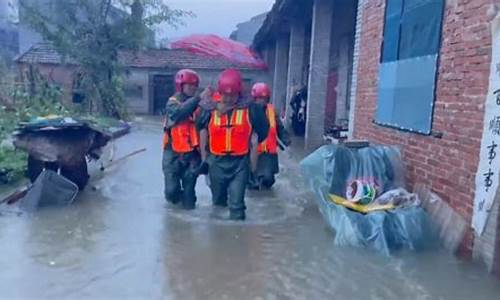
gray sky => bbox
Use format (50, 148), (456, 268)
(160, 0), (275, 41)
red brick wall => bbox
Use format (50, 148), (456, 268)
(353, 0), (494, 256)
(19, 63), (76, 106)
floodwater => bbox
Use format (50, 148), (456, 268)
(0, 120), (499, 300)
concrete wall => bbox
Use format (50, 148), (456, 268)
(302, 29), (312, 88)
(127, 68), (270, 114)
(273, 35), (290, 116)
(326, 0), (357, 130)
(328, 2), (357, 68)
(124, 68), (150, 114)
(265, 42), (276, 88)
(18, 61), (270, 115)
(353, 0), (494, 261)
(285, 20), (308, 127)
(305, 0), (335, 149)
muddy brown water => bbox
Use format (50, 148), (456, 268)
(0, 121), (499, 299)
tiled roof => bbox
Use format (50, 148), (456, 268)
(16, 43), (262, 70)
(15, 43), (72, 65)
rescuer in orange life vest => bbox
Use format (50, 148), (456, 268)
(248, 83), (291, 190)
(196, 69), (269, 220)
(162, 69), (210, 209)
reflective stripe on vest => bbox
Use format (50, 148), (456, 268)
(258, 104), (278, 154)
(209, 108), (252, 156)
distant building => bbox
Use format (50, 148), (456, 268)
(230, 13), (267, 46)
(16, 43), (269, 115)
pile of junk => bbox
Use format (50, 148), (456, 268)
(2, 115), (132, 211)
(300, 141), (466, 256)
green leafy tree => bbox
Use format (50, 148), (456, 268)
(20, 0), (191, 119)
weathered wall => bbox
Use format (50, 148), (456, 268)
(325, 0), (357, 131)
(23, 64), (269, 115)
(124, 68), (150, 114)
(19, 63), (76, 106)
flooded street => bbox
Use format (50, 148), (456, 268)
(1, 121), (499, 300)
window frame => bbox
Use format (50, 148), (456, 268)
(374, 0), (446, 135)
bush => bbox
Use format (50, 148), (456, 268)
(0, 70), (70, 184)
(0, 148), (27, 184)
(0, 106), (18, 141)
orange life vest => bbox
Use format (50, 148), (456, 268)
(208, 108), (252, 156)
(258, 104), (278, 154)
(162, 97), (200, 153)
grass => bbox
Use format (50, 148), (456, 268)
(0, 148), (27, 184)
(0, 107), (28, 184)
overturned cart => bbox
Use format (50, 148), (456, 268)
(13, 116), (112, 190)
(300, 143), (436, 256)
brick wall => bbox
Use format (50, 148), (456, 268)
(353, 0), (494, 256)
(18, 63), (76, 106)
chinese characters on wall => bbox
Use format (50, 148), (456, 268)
(473, 18), (500, 235)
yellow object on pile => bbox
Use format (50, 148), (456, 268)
(34, 114), (60, 121)
(328, 194), (395, 213)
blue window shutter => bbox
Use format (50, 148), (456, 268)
(376, 0), (444, 134)
(381, 0), (404, 62)
(399, 0), (445, 59)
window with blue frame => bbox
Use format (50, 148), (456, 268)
(375, 0), (445, 134)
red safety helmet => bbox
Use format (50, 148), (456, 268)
(251, 82), (271, 99)
(175, 69), (199, 92)
(217, 69), (242, 96)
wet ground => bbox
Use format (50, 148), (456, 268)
(0, 120), (499, 299)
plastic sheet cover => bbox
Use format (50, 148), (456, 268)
(300, 145), (437, 256)
(399, 0), (444, 60)
(381, 0), (403, 62)
(375, 54), (438, 134)
(170, 34), (267, 69)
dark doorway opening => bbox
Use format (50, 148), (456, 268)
(153, 75), (175, 115)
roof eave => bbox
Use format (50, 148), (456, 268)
(252, 0), (310, 51)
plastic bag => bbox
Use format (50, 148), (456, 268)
(170, 34), (267, 69)
(328, 144), (406, 201)
(375, 188), (421, 207)
(300, 144), (437, 256)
